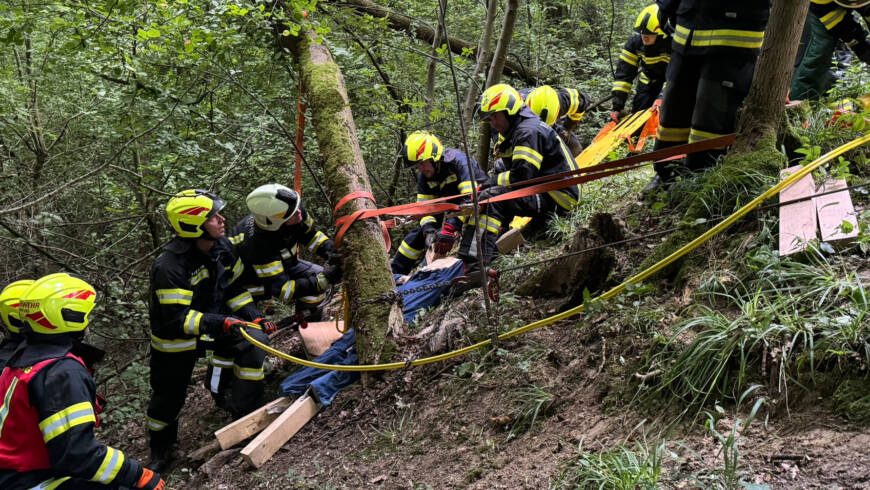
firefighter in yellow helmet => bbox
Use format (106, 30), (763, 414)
(147, 189), (272, 473)
(522, 85), (591, 156)
(392, 131), (487, 274)
(611, 4), (671, 122)
(0, 279), (33, 368)
(0, 273), (165, 489)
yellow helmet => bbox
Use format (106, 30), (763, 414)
(478, 83), (523, 120)
(403, 131), (443, 167)
(19, 273), (97, 335)
(635, 4), (664, 36)
(834, 0), (870, 7)
(0, 279), (35, 334)
(165, 189), (226, 239)
(526, 86), (561, 126)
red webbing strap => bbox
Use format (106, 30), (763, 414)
(332, 191), (393, 250)
(479, 164), (644, 206)
(592, 120), (617, 143)
(294, 88), (306, 194)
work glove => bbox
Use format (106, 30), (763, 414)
(610, 111), (620, 123)
(253, 317), (277, 334)
(433, 223), (457, 255)
(221, 317), (247, 334)
(136, 467), (165, 490)
(323, 262), (342, 284)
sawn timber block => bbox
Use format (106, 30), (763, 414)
(241, 395), (318, 468)
(779, 165), (818, 256)
(496, 227), (525, 254)
(814, 177), (858, 245)
(215, 397), (291, 450)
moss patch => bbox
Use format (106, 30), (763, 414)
(832, 378), (870, 424)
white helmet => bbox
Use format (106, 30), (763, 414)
(246, 184), (301, 231)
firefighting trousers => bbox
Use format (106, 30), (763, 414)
(457, 186), (561, 266)
(790, 12), (837, 101)
(284, 259), (327, 320)
(653, 50), (758, 178)
(146, 328), (270, 453)
(391, 219), (443, 275)
(631, 77), (665, 113)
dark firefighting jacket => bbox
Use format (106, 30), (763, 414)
(658, 0), (771, 57)
(149, 237), (260, 353)
(415, 148), (488, 230)
(0, 338), (145, 488)
(810, 0), (870, 62)
(230, 206), (336, 302)
(612, 34), (672, 111)
(493, 106), (580, 211)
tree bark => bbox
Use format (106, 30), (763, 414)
(461, 0), (499, 128)
(731, 0), (809, 155)
(475, 0), (520, 171)
(424, 0), (445, 116)
(340, 0), (543, 85)
(283, 30), (401, 368)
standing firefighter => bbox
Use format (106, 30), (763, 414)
(0, 279), (33, 368)
(147, 189), (272, 472)
(611, 4), (671, 121)
(0, 273), (164, 490)
(392, 132), (487, 275)
(230, 184), (342, 321)
(460, 83), (580, 269)
(647, 0), (771, 192)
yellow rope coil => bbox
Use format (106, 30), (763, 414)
(240, 133), (870, 372)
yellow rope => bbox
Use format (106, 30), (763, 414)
(239, 133), (870, 372)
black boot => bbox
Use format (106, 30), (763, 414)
(148, 446), (177, 474)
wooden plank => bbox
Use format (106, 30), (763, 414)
(299, 321), (345, 357)
(241, 395), (318, 468)
(814, 177), (858, 244)
(779, 165), (818, 256)
(214, 397), (292, 450)
(496, 227), (525, 254)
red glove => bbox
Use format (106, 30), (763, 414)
(433, 223), (457, 255)
(253, 317), (277, 334)
(222, 317), (246, 334)
(136, 467), (165, 490)
(610, 111), (620, 123)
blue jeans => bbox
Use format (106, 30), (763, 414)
(279, 329), (359, 405)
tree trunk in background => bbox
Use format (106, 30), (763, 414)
(475, 0), (520, 171)
(340, 0), (543, 85)
(424, 0), (445, 116)
(731, 0), (810, 156)
(461, 0), (499, 129)
(284, 30), (401, 370)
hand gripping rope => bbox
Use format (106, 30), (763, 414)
(239, 132), (870, 372)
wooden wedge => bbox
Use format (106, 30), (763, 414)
(241, 395), (318, 468)
(214, 397), (292, 450)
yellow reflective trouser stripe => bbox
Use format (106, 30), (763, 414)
(419, 216), (437, 226)
(316, 274), (328, 291)
(548, 190), (578, 210)
(39, 401), (95, 443)
(398, 240), (423, 260)
(190, 268), (209, 286)
(458, 181), (473, 194)
(820, 8), (846, 30)
(91, 446), (125, 484)
(0, 377), (19, 438)
(228, 233), (244, 245)
(567, 88), (580, 115)
(183, 310), (202, 335)
(299, 292), (327, 304)
(150, 334), (197, 352)
(281, 280), (297, 301)
(613, 81), (632, 93)
(146, 416), (169, 431)
(155, 288), (193, 305)
(679, 26), (765, 49)
(513, 146), (543, 170)
(468, 215), (501, 234)
(657, 126), (690, 142)
(253, 260), (283, 278)
(619, 49), (639, 66)
(210, 355), (234, 368)
(688, 129), (729, 145)
(30, 477), (72, 490)
(497, 171), (511, 186)
(233, 364), (264, 381)
(673, 24), (690, 45)
(227, 258), (243, 284)
(226, 292), (253, 312)
(417, 193), (435, 201)
(307, 231), (328, 252)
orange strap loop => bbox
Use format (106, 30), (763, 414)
(625, 106), (660, 152)
(332, 191), (393, 250)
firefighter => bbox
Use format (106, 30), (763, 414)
(391, 132), (488, 275)
(0, 273), (164, 490)
(147, 189), (272, 473)
(230, 184), (342, 321)
(459, 83), (580, 268)
(0, 279), (33, 368)
(521, 85), (591, 156)
(647, 0), (771, 192)
(791, 0), (870, 100)
(611, 4), (671, 121)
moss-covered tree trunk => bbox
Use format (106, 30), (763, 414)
(284, 30), (400, 368)
(639, 0), (810, 280)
